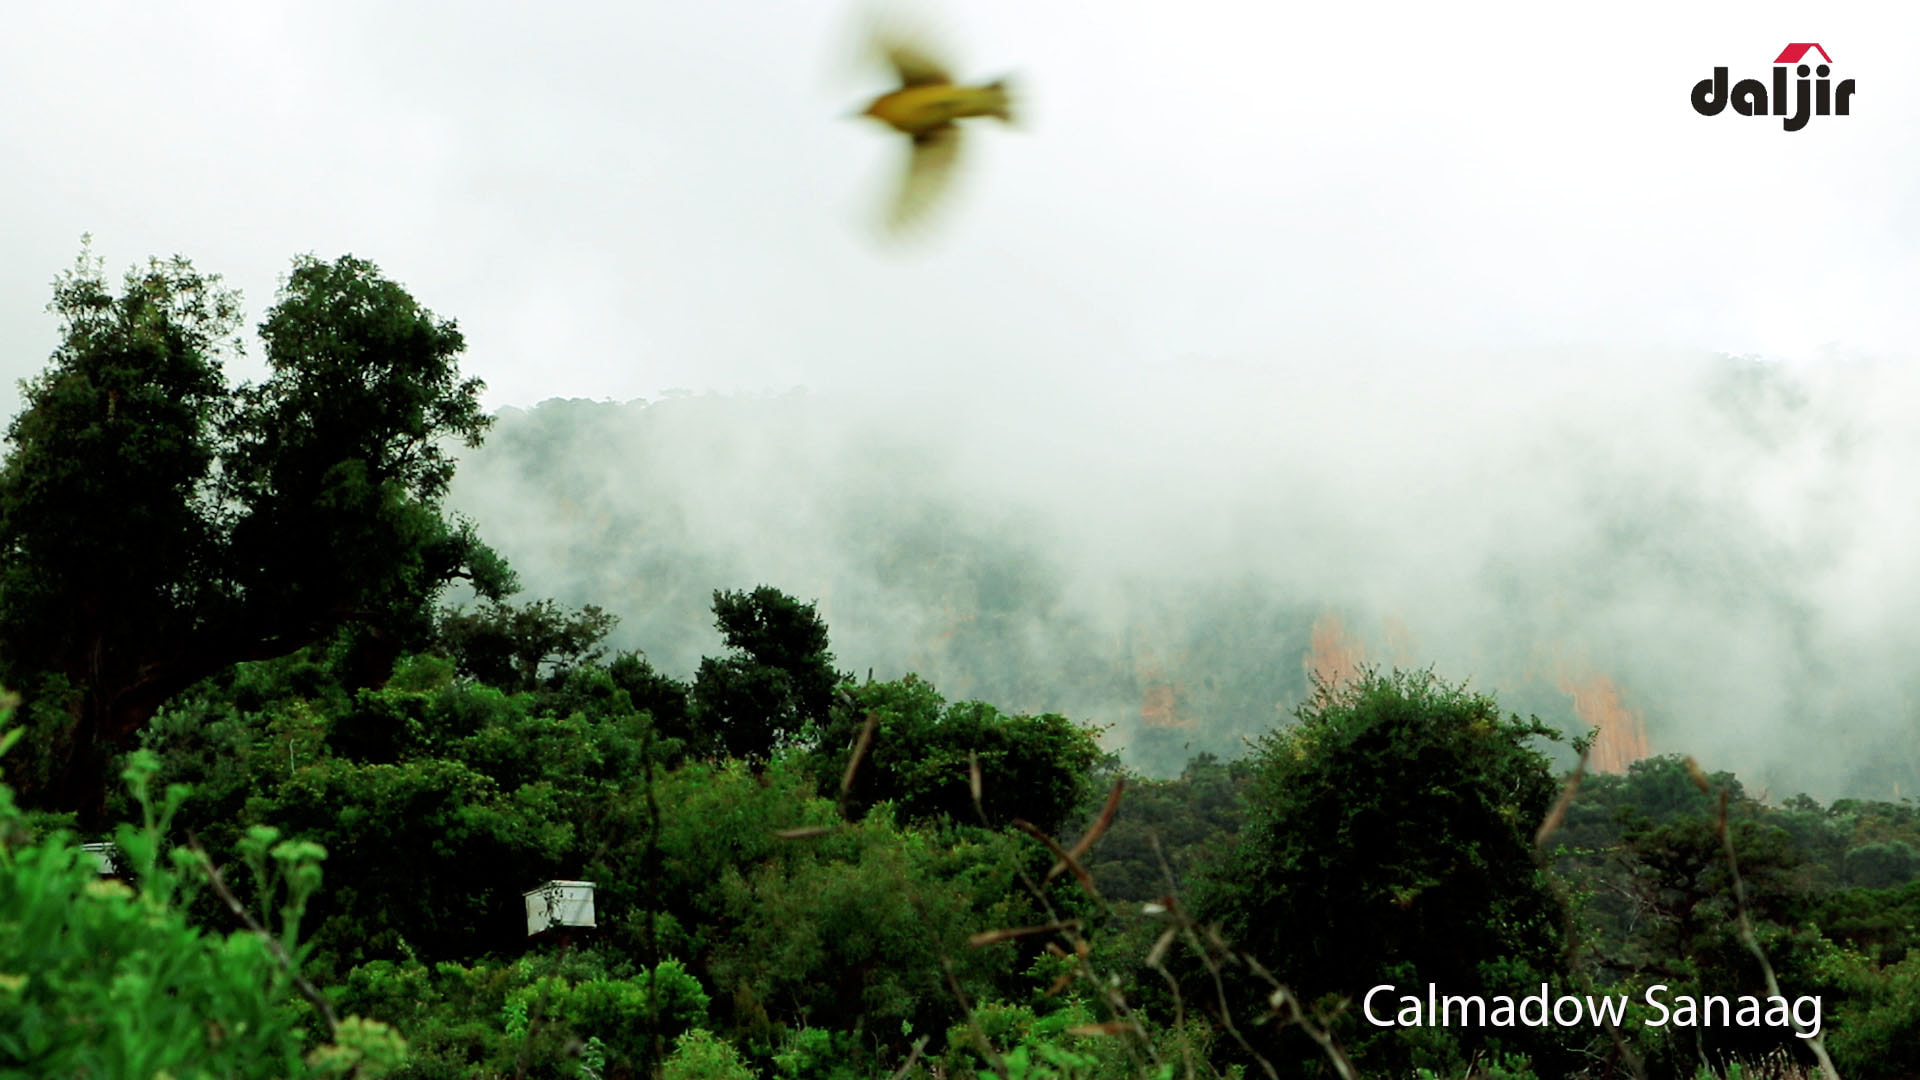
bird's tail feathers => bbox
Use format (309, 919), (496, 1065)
(982, 77), (1016, 123)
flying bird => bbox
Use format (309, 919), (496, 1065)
(857, 33), (1014, 233)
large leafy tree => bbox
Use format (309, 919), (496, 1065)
(814, 675), (1104, 836)
(435, 599), (619, 693)
(690, 586), (843, 762)
(0, 246), (513, 820)
(1193, 668), (1574, 1076)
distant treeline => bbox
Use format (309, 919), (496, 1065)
(451, 393), (1920, 802)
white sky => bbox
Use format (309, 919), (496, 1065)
(5, 1), (1919, 793)
(3, 1), (1916, 417)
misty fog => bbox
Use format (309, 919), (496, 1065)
(445, 343), (1920, 801)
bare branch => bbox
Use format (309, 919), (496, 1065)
(1050, 777), (1124, 881)
(1715, 787), (1841, 1080)
(841, 711), (880, 797)
(967, 921), (1083, 948)
(1012, 818), (1100, 900)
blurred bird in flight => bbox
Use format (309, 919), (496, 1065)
(856, 25), (1014, 234)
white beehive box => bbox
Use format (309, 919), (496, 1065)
(80, 842), (120, 877)
(523, 880), (596, 936)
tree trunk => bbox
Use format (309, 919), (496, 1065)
(54, 693), (113, 832)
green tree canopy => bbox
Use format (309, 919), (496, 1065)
(814, 675), (1105, 837)
(690, 587), (843, 762)
(0, 246), (514, 820)
(436, 599), (619, 693)
(1193, 668), (1571, 1075)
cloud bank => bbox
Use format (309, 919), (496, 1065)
(446, 343), (1920, 800)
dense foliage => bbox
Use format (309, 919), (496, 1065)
(0, 246), (512, 823)
(0, 700), (406, 1077)
(1193, 670), (1572, 1076)
(4, 248), (1918, 1080)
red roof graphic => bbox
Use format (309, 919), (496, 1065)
(1774, 43), (1833, 64)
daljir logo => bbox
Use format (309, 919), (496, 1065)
(1692, 44), (1856, 131)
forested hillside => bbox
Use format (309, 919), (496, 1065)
(3, 252), (1918, 1079)
(445, 384), (1920, 803)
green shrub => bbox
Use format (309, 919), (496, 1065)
(0, 715), (403, 1076)
(663, 1028), (755, 1080)
(503, 959), (710, 1067)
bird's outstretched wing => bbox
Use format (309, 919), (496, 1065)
(887, 122), (963, 233)
(844, 4), (952, 88)
(884, 40), (952, 87)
